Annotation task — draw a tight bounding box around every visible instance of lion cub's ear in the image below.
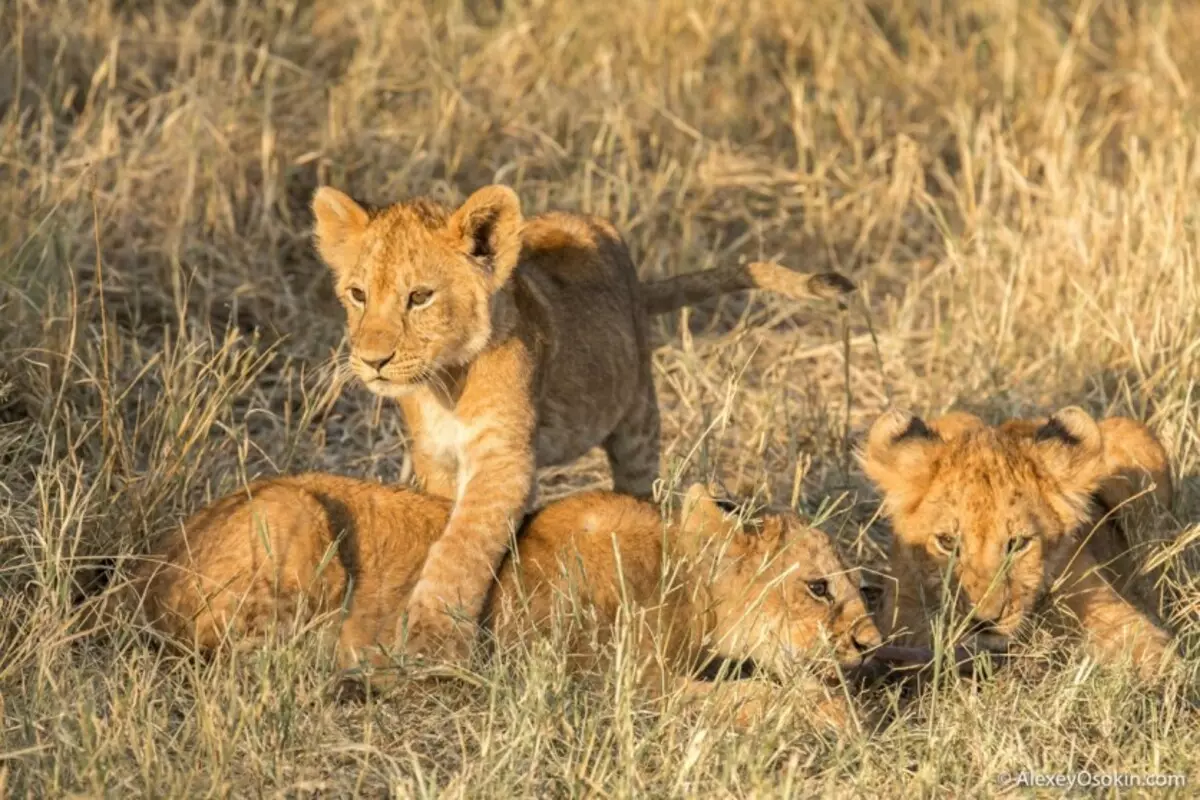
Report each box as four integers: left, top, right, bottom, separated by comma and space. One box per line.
448, 185, 524, 290
1032, 407, 1105, 496
313, 187, 370, 276
677, 483, 738, 554
862, 409, 944, 514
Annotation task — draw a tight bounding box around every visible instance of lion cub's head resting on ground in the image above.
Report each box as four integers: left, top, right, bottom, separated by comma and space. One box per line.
862, 407, 1176, 673
312, 185, 521, 396
492, 485, 881, 729
673, 485, 881, 676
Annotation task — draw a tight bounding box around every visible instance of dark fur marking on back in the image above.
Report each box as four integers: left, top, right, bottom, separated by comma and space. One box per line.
1090, 491, 1113, 518
1088, 490, 1128, 541
305, 490, 361, 608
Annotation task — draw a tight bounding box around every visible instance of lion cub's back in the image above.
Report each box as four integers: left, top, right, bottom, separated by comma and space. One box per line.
519, 212, 646, 345
130, 474, 450, 651
490, 491, 665, 637
521, 213, 640, 291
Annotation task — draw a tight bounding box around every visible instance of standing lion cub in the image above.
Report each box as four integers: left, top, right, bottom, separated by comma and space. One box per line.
102, 476, 880, 729
311, 184, 854, 659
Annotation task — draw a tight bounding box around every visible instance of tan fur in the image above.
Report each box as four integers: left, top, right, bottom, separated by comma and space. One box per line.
862, 408, 1177, 679
107, 475, 451, 655
489, 485, 881, 728
103, 478, 880, 730
311, 184, 854, 659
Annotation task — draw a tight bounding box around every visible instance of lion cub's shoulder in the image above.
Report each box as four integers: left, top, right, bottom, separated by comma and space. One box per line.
497, 490, 664, 603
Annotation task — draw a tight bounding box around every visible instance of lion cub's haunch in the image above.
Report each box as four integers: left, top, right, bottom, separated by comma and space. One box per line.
863, 407, 1177, 678
311, 184, 854, 660
109, 475, 879, 728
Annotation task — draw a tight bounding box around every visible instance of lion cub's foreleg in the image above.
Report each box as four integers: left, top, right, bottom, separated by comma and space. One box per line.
402, 340, 537, 660
1054, 550, 1176, 679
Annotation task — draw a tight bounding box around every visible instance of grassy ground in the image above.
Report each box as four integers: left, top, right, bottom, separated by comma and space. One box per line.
3, 0, 1200, 796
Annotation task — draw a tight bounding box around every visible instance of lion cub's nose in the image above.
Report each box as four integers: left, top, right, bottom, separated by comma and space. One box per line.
362, 353, 395, 372
850, 619, 882, 653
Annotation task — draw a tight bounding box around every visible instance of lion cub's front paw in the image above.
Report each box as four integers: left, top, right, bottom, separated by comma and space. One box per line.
1089, 622, 1178, 682
722, 683, 779, 732
401, 586, 476, 664
709, 682, 851, 733
1129, 628, 1179, 683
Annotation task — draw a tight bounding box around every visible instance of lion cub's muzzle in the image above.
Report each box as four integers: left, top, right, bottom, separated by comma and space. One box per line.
837, 616, 884, 669
961, 612, 1019, 654
351, 350, 427, 390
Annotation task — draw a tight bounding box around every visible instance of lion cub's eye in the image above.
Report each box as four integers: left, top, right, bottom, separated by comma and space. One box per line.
932, 533, 957, 554
805, 579, 831, 601
347, 286, 367, 306
407, 288, 434, 310
1006, 536, 1034, 556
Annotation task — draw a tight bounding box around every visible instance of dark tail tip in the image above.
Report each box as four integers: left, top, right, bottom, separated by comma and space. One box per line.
808, 272, 857, 299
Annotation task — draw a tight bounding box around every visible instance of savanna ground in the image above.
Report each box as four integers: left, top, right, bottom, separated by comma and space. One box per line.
3, 0, 1200, 796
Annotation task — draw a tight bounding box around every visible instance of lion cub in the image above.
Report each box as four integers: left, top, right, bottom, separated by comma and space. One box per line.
863, 407, 1178, 679
105, 476, 880, 728
311, 184, 854, 659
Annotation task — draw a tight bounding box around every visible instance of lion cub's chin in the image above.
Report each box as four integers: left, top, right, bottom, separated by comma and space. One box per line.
788, 651, 871, 683
363, 377, 424, 398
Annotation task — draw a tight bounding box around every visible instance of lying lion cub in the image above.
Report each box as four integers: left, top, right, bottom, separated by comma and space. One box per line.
863, 407, 1178, 679
104, 475, 880, 727
311, 184, 854, 659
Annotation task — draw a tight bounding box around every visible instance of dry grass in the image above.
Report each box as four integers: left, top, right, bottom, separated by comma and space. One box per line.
3, 0, 1200, 795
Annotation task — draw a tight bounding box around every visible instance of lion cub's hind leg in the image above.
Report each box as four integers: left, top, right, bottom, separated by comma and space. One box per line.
137, 482, 350, 654
602, 382, 661, 499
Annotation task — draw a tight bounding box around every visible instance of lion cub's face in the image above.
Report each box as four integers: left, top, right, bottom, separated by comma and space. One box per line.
863, 408, 1108, 648
678, 486, 881, 677
311, 185, 524, 396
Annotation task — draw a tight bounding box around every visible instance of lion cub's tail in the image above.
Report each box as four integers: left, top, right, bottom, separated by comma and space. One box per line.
639, 262, 855, 316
